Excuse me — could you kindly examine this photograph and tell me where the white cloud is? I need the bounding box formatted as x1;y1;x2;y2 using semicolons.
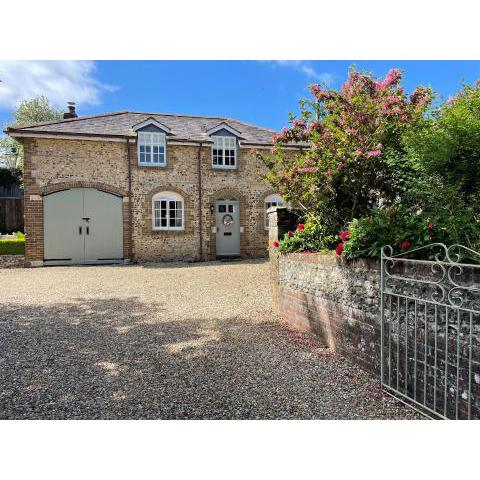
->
0;61;118;110
273;60;333;85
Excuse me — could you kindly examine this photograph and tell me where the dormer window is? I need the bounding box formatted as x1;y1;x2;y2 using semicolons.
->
212;136;237;169
132;118;171;167
138;131;166;166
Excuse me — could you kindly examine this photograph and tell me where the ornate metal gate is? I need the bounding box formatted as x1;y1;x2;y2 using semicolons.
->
380;244;480;419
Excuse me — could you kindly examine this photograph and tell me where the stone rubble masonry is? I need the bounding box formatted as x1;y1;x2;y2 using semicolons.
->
273;250;382;374
21;137;297;265
268;207;383;373
269;212;480;418
0;255;25;268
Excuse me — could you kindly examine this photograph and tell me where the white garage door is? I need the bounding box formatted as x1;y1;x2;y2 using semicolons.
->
43;188;124;265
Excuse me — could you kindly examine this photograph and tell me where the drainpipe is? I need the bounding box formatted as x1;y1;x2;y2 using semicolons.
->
197;142;203;260
126;137;133;261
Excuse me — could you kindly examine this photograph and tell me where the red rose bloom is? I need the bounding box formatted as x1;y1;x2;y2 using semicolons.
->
288;231;294;237
400;241;410;250
339;230;350;241
428;223;433;230
335;242;344;256
297;224;305;231
273;241;279;248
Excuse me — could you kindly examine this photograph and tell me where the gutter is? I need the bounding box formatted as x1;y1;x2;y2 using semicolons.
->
6;130;306;151
125;137;133;261
6;131;133;143
197;142;203;260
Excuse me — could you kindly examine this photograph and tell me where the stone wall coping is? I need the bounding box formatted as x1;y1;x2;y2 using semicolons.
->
282;252;381;271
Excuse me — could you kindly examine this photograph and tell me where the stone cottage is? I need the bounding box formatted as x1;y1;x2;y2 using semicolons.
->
5;104;299;266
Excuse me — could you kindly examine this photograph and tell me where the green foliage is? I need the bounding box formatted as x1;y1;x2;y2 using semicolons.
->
269;72;480;259
262;68;432;241
0;233;25;255
343;192;480;259
0;167;21;187
1;96;63;173
342;209;432;259
12;96;63;126
405;81;480;206
0;136;22;170
277;215;336;254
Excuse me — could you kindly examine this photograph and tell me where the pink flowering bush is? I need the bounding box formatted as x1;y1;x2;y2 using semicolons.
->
267;69;480;259
263;67;432;239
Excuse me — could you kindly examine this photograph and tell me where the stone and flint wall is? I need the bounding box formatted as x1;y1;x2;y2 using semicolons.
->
269;208;480;419
270;227;382;373
0;255;25;269
20;137;293;265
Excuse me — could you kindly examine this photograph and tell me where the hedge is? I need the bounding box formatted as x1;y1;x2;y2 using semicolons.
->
0;238;25;255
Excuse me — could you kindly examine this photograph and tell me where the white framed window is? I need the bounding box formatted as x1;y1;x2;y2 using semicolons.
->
212;136;237;169
264;194;285;230
138;131;166;166
152;191;184;231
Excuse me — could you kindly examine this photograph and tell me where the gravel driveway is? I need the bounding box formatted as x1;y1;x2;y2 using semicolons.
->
0;260;419;419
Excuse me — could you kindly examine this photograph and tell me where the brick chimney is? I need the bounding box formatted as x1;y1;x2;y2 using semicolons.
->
63;102;78;119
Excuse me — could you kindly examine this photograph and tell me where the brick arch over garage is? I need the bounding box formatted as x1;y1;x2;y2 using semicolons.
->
40;181;128;197
207;188;247;259
24;181;131;265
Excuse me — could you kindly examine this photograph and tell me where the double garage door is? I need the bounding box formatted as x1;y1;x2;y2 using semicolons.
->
44;188;123;265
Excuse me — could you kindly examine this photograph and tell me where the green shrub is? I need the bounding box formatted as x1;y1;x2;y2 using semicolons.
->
269;75;480;259
342;208;429;259
342;202;480;260
0;232;25;255
277;214;336;254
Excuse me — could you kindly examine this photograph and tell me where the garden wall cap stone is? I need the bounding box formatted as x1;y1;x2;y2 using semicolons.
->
284;252;381;270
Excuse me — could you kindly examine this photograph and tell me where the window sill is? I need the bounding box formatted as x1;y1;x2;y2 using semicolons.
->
211;165;237;170
138;162;167;168
152;228;185;232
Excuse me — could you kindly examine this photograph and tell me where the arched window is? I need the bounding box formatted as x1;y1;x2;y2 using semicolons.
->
152;191;184;231
264;194;285;230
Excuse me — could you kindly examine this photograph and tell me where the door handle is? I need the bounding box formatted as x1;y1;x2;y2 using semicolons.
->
86;226;90;235
79;226;82;235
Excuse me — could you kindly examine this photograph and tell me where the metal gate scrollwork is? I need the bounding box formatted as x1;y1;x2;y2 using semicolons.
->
380;243;480;419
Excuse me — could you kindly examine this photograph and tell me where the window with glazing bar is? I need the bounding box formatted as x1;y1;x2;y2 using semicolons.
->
152;192;184;231
212;136;237;168
138;132;166;166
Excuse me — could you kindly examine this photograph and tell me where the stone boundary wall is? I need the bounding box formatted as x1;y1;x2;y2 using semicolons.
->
273;251;381;374
0;255;25;269
268;208;480;418
268;207;390;374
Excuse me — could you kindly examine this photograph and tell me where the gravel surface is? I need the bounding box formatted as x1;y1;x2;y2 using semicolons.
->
0;260;421;419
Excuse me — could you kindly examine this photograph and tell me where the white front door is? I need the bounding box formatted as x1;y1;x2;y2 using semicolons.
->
215;199;240;256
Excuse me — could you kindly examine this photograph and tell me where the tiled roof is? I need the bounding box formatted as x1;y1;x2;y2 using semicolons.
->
5;111;281;145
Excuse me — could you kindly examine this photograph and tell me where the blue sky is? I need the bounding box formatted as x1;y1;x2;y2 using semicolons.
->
1;60;480;133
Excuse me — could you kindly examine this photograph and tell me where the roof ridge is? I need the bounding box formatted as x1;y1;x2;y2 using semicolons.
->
127;111;229;121
129;111;277;131
7;109;277;134
223;116;277;133
9;111;130;130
